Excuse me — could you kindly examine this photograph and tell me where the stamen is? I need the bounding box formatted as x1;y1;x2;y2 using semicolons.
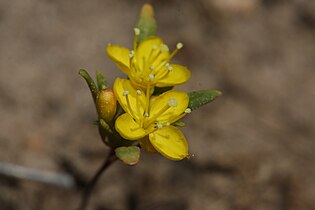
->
185;108;192;113
166;122;171;126
156;122;163;129
134;28;140;36
176;42;184;49
167;65;173;71
149;74;155;80
160;44;169;52
133;28;140;50
144;112;149;117
152;45;158;50
149;65;155;70
168;98;178;107
136;90;141;95
123;90;129;96
129;50;135;58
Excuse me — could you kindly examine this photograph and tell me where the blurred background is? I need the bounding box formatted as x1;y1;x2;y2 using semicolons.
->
0;0;314;209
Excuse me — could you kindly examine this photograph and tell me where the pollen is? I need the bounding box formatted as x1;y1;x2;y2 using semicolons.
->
168;98;178;107
185;108;192;113
123;90;130;96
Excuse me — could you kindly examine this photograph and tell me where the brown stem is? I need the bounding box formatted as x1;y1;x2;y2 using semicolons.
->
77;149;117;210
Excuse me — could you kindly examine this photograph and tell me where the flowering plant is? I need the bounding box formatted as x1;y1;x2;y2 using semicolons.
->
78;4;221;210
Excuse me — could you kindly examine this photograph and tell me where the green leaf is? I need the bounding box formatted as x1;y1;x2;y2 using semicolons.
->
96;71;107;90
115;146;140;165
136;4;157;43
188;90;222;111
79;69;98;103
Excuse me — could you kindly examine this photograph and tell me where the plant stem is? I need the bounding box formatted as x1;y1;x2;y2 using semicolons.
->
77;149;117;210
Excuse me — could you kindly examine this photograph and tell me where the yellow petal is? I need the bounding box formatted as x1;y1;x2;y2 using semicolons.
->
149;90;189;124
149;126;188;160
135;37;170;72
106;44;130;75
156;64;190;87
115;113;147;140
113;78;146;121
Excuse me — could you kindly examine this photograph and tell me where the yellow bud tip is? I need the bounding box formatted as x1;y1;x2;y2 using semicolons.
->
134;28;140;36
176;42;183;49
141;3;154;18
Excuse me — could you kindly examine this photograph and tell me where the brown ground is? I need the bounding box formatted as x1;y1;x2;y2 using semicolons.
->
0;0;315;210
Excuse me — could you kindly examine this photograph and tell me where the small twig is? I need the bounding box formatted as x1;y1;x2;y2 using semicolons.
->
77;149;117;210
0;162;75;188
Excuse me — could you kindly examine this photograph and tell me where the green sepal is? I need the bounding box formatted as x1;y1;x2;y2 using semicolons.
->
136;4;157;43
188;90;222;111
79;69;98;103
96;71;107;90
99;119;113;134
153;86;173;96
115;146;140;165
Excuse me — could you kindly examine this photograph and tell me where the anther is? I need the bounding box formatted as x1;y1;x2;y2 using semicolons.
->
134;28;140;36
149;74;155;80
144;112;149;117
168;98;178;107
149;65;155;70
166;122;171;126
128;50;135;58
136;90;141;95
185;108;192;113
167;65;173;71
160;44;169;52
156;123;163;129
176;42;183;49
123;90;129;96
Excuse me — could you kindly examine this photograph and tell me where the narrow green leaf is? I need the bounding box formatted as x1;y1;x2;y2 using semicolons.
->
115;146;140;165
79;69;98;102
96;71;107;90
136;4;157;43
188;90;222;111
172;121;185;127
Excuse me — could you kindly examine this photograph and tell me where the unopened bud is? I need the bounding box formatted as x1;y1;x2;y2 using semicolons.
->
96;88;117;123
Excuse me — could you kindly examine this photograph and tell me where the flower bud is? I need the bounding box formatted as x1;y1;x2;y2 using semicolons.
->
96;88;117;123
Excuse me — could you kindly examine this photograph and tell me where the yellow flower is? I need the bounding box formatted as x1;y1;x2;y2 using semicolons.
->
107;29;190;90
113;78;191;160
